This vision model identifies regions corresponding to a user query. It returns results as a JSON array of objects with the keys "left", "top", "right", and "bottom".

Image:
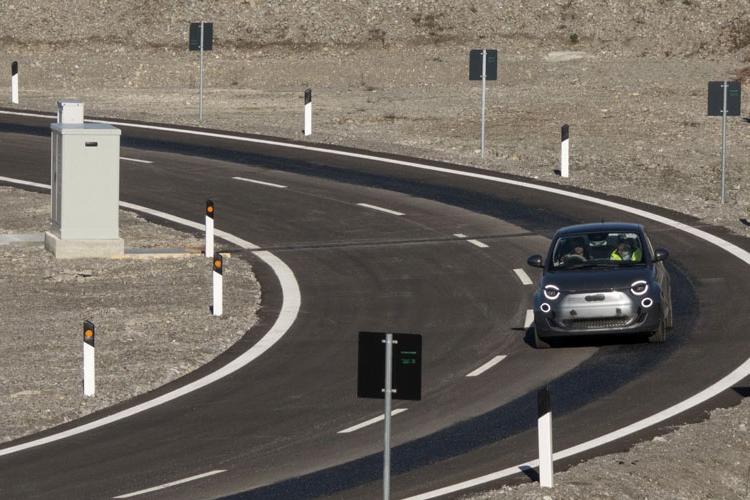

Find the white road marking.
[
  {"left": 0, "top": 177, "right": 301, "bottom": 458},
  {"left": 513, "top": 268, "right": 533, "bottom": 285},
  {"left": 338, "top": 408, "right": 408, "bottom": 434},
  {"left": 466, "top": 239, "right": 489, "bottom": 248},
  {"left": 466, "top": 355, "right": 507, "bottom": 377},
  {"left": 113, "top": 470, "right": 226, "bottom": 498},
  {"left": 3, "top": 113, "right": 750, "bottom": 499},
  {"left": 233, "top": 176, "right": 287, "bottom": 189},
  {"left": 453, "top": 233, "right": 467, "bottom": 238},
  {"left": 357, "top": 203, "right": 404, "bottom": 216},
  {"left": 120, "top": 156, "right": 153, "bottom": 164},
  {"left": 524, "top": 309, "right": 534, "bottom": 329}
]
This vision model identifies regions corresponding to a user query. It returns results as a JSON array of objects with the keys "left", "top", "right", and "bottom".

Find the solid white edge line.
[
  {"left": 466, "top": 355, "right": 507, "bottom": 377},
  {"left": 2, "top": 111, "right": 750, "bottom": 499},
  {"left": 120, "top": 156, "right": 154, "bottom": 164},
  {"left": 466, "top": 239, "right": 489, "bottom": 248},
  {"left": 337, "top": 408, "right": 409, "bottom": 434},
  {"left": 513, "top": 268, "right": 533, "bottom": 285},
  {"left": 0, "top": 178, "right": 301, "bottom": 458},
  {"left": 113, "top": 469, "right": 226, "bottom": 498},
  {"left": 357, "top": 202, "right": 405, "bottom": 216},
  {"left": 233, "top": 176, "right": 287, "bottom": 189},
  {"left": 524, "top": 309, "right": 534, "bottom": 329}
]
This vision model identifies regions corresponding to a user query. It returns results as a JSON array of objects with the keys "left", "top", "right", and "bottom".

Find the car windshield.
[{"left": 551, "top": 231, "right": 645, "bottom": 270}]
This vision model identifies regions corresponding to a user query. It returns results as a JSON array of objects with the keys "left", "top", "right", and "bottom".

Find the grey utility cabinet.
[{"left": 45, "top": 122, "right": 124, "bottom": 258}]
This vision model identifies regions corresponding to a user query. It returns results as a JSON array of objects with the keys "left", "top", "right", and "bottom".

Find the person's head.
[
  {"left": 573, "top": 245, "right": 584, "bottom": 255},
  {"left": 617, "top": 241, "right": 631, "bottom": 258}
]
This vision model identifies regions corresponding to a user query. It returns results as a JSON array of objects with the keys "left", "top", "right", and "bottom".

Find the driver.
[
  {"left": 610, "top": 239, "right": 642, "bottom": 261},
  {"left": 563, "top": 238, "right": 588, "bottom": 263}
]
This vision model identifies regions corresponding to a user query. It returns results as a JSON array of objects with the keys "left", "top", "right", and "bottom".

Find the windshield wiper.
[{"left": 566, "top": 261, "right": 620, "bottom": 270}]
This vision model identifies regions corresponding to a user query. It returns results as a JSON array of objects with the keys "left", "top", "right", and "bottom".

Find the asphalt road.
[{"left": 0, "top": 112, "right": 748, "bottom": 500}]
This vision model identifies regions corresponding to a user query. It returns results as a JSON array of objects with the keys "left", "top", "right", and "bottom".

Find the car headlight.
[
  {"left": 630, "top": 280, "right": 649, "bottom": 296},
  {"left": 543, "top": 284, "right": 561, "bottom": 300}
]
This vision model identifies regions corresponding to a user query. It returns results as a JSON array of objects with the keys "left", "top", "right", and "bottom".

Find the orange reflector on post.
[
  {"left": 83, "top": 320, "right": 95, "bottom": 347},
  {"left": 213, "top": 254, "right": 223, "bottom": 274},
  {"left": 206, "top": 200, "right": 215, "bottom": 217}
]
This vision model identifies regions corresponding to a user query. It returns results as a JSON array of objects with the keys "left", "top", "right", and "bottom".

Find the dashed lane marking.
[
  {"left": 233, "top": 176, "right": 288, "bottom": 189},
  {"left": 338, "top": 408, "right": 408, "bottom": 434},
  {"left": 513, "top": 268, "right": 533, "bottom": 285},
  {"left": 113, "top": 470, "right": 226, "bottom": 498},
  {"left": 120, "top": 156, "right": 154, "bottom": 164},
  {"left": 357, "top": 203, "right": 404, "bottom": 216},
  {"left": 466, "top": 355, "right": 507, "bottom": 377}
]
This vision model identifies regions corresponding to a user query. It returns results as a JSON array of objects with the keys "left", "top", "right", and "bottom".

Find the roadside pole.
[
  {"left": 538, "top": 386, "right": 553, "bottom": 488},
  {"left": 83, "top": 321, "right": 95, "bottom": 397},
  {"left": 560, "top": 124, "right": 570, "bottom": 178},
  {"left": 11, "top": 61, "right": 18, "bottom": 104},
  {"left": 212, "top": 253, "right": 223, "bottom": 316},
  {"left": 304, "top": 88, "right": 312, "bottom": 136},
  {"left": 205, "top": 199, "right": 214, "bottom": 258},
  {"left": 189, "top": 22, "right": 213, "bottom": 122}
]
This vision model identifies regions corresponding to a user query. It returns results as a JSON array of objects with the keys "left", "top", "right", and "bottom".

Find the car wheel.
[
  {"left": 533, "top": 326, "right": 553, "bottom": 349},
  {"left": 648, "top": 317, "right": 667, "bottom": 343}
]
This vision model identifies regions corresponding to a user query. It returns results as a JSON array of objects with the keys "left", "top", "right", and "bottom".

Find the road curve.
[{"left": 0, "top": 111, "right": 748, "bottom": 500}]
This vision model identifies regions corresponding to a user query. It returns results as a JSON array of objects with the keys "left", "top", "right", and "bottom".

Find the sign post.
[
  {"left": 189, "top": 22, "right": 214, "bottom": 122},
  {"left": 469, "top": 49, "right": 498, "bottom": 158},
  {"left": 707, "top": 80, "right": 741, "bottom": 204},
  {"left": 358, "top": 331, "right": 422, "bottom": 500}
]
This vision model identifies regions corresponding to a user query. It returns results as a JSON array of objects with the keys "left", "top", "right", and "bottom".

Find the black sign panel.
[
  {"left": 357, "top": 332, "right": 422, "bottom": 401},
  {"left": 469, "top": 49, "right": 498, "bottom": 81},
  {"left": 189, "top": 22, "right": 214, "bottom": 51},
  {"left": 708, "top": 80, "right": 741, "bottom": 116}
]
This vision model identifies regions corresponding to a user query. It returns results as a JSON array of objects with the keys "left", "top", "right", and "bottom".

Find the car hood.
[{"left": 541, "top": 267, "right": 653, "bottom": 293}]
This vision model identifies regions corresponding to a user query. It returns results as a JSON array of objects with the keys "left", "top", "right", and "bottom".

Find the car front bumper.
[{"left": 534, "top": 290, "right": 662, "bottom": 338}]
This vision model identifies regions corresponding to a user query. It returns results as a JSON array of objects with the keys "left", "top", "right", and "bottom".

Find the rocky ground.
[
  {"left": 0, "top": 186, "right": 260, "bottom": 443},
  {"left": 1, "top": 1, "right": 750, "bottom": 498}
]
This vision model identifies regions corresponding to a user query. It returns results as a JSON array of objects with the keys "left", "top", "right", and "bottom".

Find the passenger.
[{"left": 610, "top": 239, "right": 643, "bottom": 262}]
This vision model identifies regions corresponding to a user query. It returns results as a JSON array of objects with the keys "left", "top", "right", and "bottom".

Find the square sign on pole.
[
  {"left": 189, "top": 22, "right": 214, "bottom": 51},
  {"left": 358, "top": 331, "right": 422, "bottom": 400},
  {"left": 707, "top": 80, "right": 741, "bottom": 203},
  {"left": 469, "top": 49, "right": 498, "bottom": 81},
  {"left": 358, "top": 331, "right": 422, "bottom": 500},
  {"left": 708, "top": 80, "right": 740, "bottom": 116}
]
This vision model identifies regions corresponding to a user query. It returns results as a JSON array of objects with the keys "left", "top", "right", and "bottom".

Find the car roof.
[{"left": 555, "top": 222, "right": 644, "bottom": 236}]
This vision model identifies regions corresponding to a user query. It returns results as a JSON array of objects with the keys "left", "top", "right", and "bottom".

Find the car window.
[{"left": 552, "top": 231, "right": 645, "bottom": 269}]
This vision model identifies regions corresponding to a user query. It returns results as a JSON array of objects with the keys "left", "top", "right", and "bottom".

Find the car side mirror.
[
  {"left": 527, "top": 254, "right": 544, "bottom": 268},
  {"left": 653, "top": 248, "right": 669, "bottom": 262}
]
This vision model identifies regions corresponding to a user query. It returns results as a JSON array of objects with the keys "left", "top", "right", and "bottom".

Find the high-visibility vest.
[{"left": 610, "top": 247, "right": 642, "bottom": 261}]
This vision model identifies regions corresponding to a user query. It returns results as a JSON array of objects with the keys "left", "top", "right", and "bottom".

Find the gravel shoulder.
[{"left": 0, "top": 186, "right": 260, "bottom": 444}]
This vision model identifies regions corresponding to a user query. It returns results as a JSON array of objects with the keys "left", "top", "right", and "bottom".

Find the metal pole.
[
  {"left": 199, "top": 21, "right": 204, "bottom": 122},
  {"left": 480, "top": 49, "right": 487, "bottom": 159},
  {"left": 721, "top": 80, "right": 727, "bottom": 204},
  {"left": 383, "top": 333, "right": 393, "bottom": 500}
]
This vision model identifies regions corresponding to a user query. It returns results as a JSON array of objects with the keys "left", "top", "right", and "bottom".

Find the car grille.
[{"left": 560, "top": 317, "right": 633, "bottom": 330}]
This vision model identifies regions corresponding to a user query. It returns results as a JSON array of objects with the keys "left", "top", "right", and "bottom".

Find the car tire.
[
  {"left": 533, "top": 326, "right": 553, "bottom": 349},
  {"left": 648, "top": 317, "right": 667, "bottom": 343}
]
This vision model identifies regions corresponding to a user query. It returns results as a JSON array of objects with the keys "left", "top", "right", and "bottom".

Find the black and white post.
[
  {"left": 205, "top": 199, "right": 215, "bottom": 259},
  {"left": 11, "top": 61, "right": 18, "bottom": 104},
  {"left": 304, "top": 88, "right": 312, "bottom": 136},
  {"left": 537, "top": 386, "right": 554, "bottom": 488},
  {"left": 212, "top": 253, "right": 223, "bottom": 316},
  {"left": 560, "top": 124, "right": 570, "bottom": 178},
  {"left": 83, "top": 320, "right": 95, "bottom": 397},
  {"left": 382, "top": 333, "right": 396, "bottom": 500}
]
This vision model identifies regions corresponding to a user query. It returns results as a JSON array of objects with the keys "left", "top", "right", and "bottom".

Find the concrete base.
[{"left": 44, "top": 231, "right": 124, "bottom": 259}]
